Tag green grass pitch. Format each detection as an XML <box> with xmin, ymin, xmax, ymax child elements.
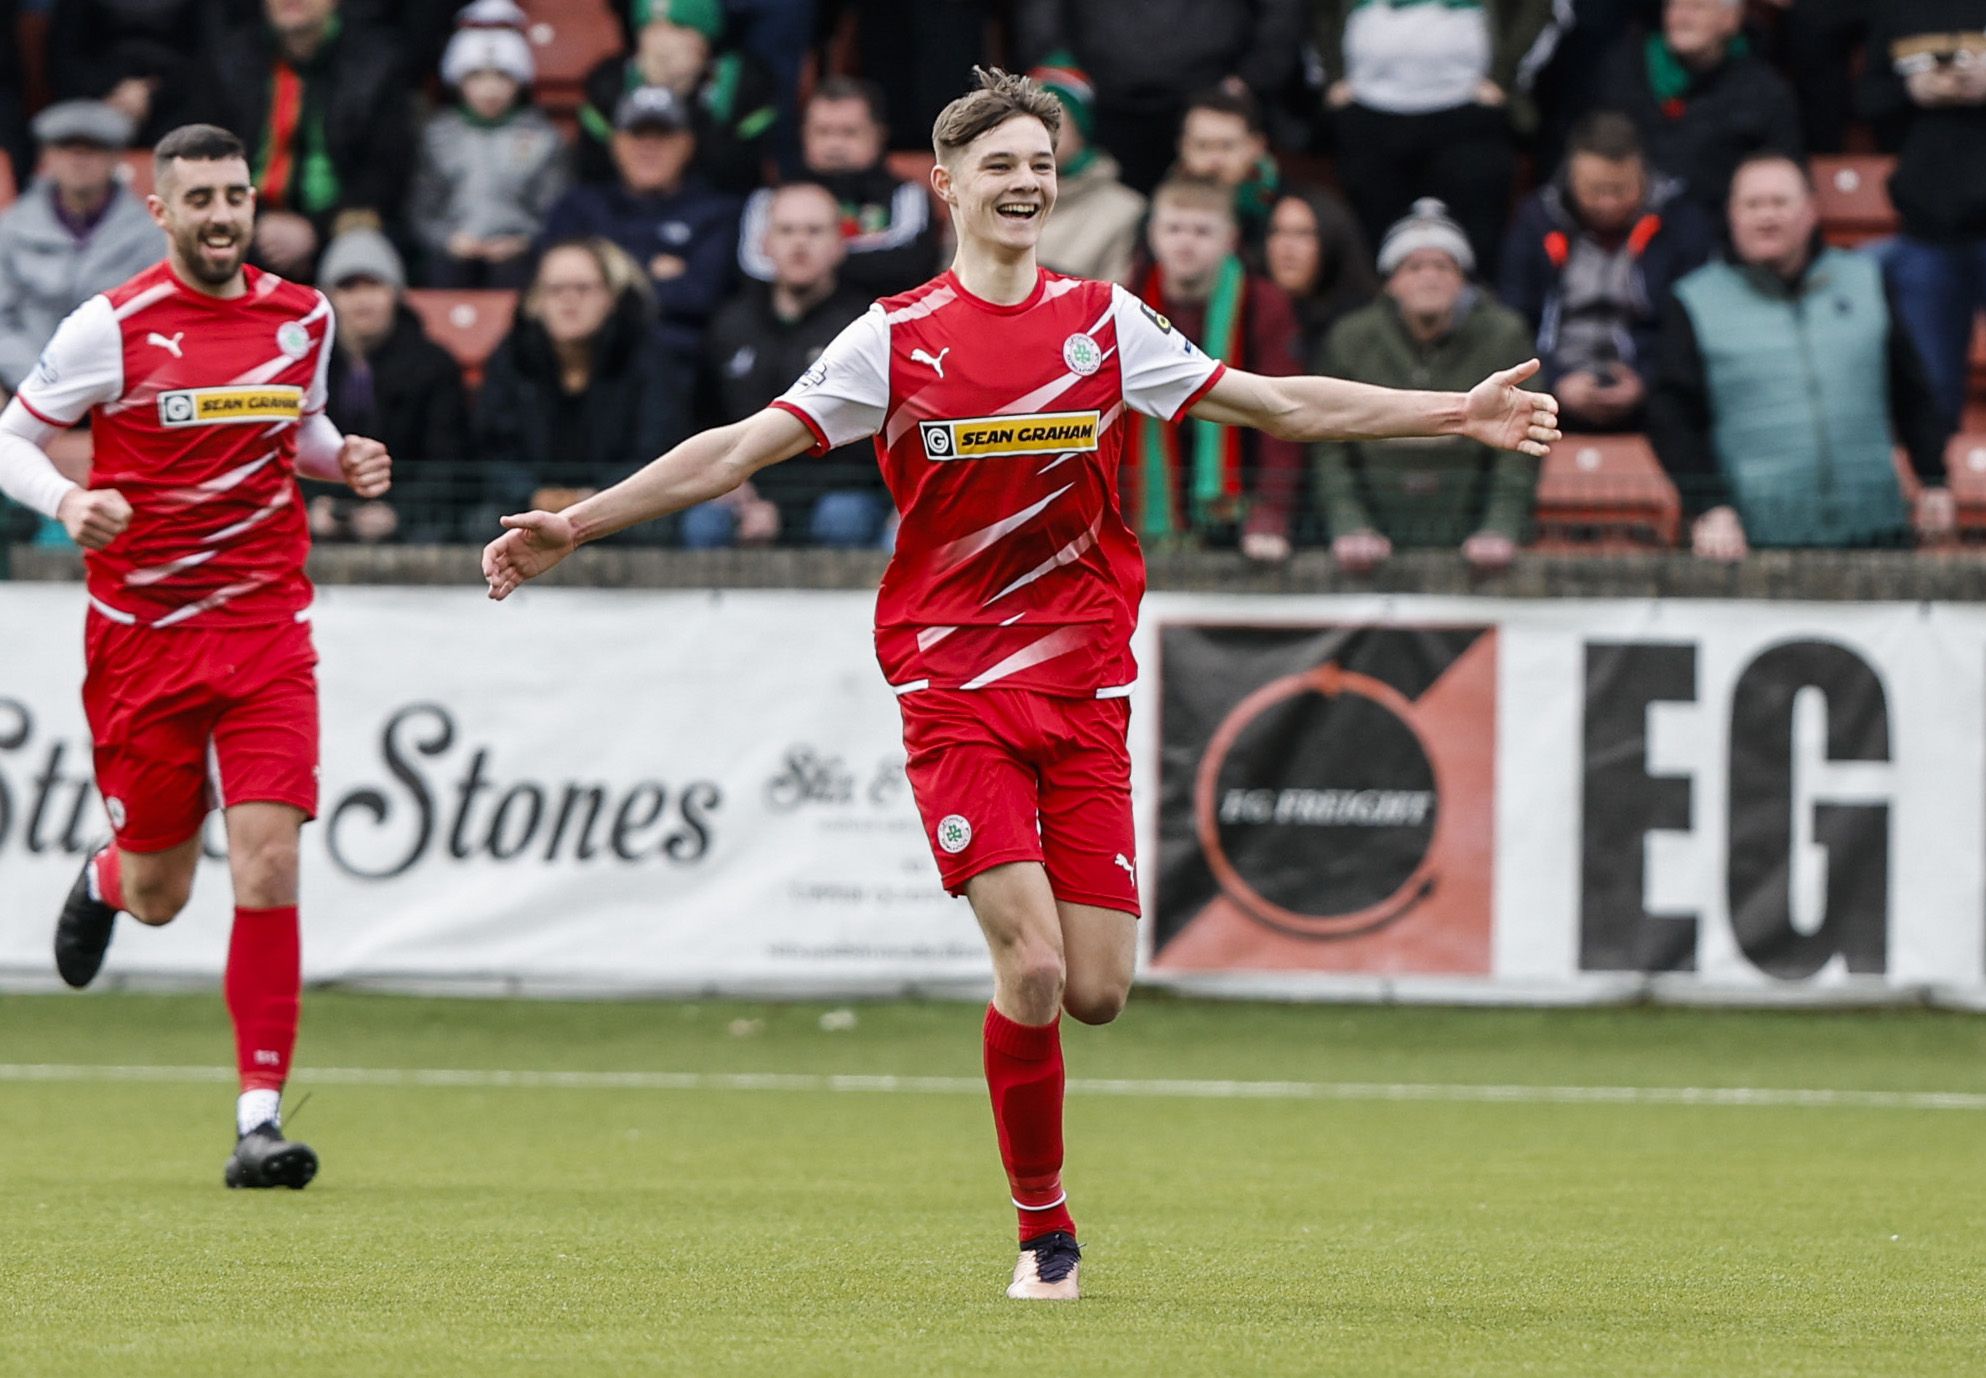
<box><xmin>3</xmin><ymin>992</ymin><xmax>1984</xmax><ymax>1377</ymax></box>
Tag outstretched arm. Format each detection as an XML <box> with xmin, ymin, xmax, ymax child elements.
<box><xmin>1189</xmin><ymin>358</ymin><xmax>1561</xmax><ymax>457</ymax></box>
<box><xmin>481</xmin><ymin>406</ymin><xmax>816</xmax><ymax>600</ymax></box>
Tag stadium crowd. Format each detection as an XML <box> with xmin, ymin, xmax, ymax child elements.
<box><xmin>0</xmin><ymin>0</ymin><xmax>1982</xmax><ymax>565</ymax></box>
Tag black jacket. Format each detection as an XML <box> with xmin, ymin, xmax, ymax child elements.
<box><xmin>1598</xmin><ymin>35</ymin><xmax>1802</xmax><ymax>214</ymax></box>
<box><xmin>200</xmin><ymin>17</ymin><xmax>415</xmax><ymax>238</ymax></box>
<box><xmin>324</xmin><ymin>303</ymin><xmax>470</xmax><ymax>541</ymax></box>
<box><xmin>1016</xmin><ymin>0</ymin><xmax>1304</xmax><ymax>110</ymax></box>
<box><xmin>1861</xmin><ymin>1</ymin><xmax>1986</xmax><ymax>241</ymax></box>
<box><xmin>702</xmin><ymin>281</ymin><xmax>885</xmax><ymax>537</ymax></box>
<box><xmin>474</xmin><ymin>293</ymin><xmax>691</xmax><ymax>522</ymax></box>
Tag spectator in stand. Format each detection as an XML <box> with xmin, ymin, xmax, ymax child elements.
<box><xmin>315</xmin><ymin>229</ymin><xmax>470</xmax><ymax>543</ymax></box>
<box><xmin>212</xmin><ymin>0</ymin><xmax>460</xmax><ymax>78</ymax></box>
<box><xmin>1314</xmin><ymin>198</ymin><xmax>1541</xmax><ymax>574</ymax></box>
<box><xmin>579</xmin><ymin>0</ymin><xmax>779</xmax><ymax>195</ymax></box>
<box><xmin>1263</xmin><ymin>185</ymin><xmax>1379</xmax><ymax>363</ymax></box>
<box><xmin>1651</xmin><ymin>154</ymin><xmax>1952</xmax><ymax>558</ymax></box>
<box><xmin>737</xmin><ymin>78</ymin><xmax>938</xmax><ymax>298</ymax></box>
<box><xmin>47</xmin><ymin>0</ymin><xmax>216</xmax><ymax>146</ymax></box>
<box><xmin>1172</xmin><ymin>86</ymin><xmax>1296</xmax><ymax>257</ymax></box>
<box><xmin>1531</xmin><ymin>0</ymin><xmax>1658</xmax><ymax>171</ymax></box>
<box><xmin>1499</xmin><ymin>111</ymin><xmax>1713</xmax><ymax>432</ymax></box>
<box><xmin>686</xmin><ymin>183</ymin><xmax>891</xmax><ymax>549</ymax></box>
<box><xmin>1015</xmin><ymin>0</ymin><xmax>1305</xmax><ymax>194</ymax></box>
<box><xmin>1864</xmin><ymin>5</ymin><xmax>1986</xmax><ymax>436</ymax></box>
<box><xmin>1761</xmin><ymin>0</ymin><xmax>1869</xmax><ymax>155</ymax></box>
<box><xmin>476</xmin><ymin>238</ymin><xmax>690</xmax><ymax>537</ymax></box>
<box><xmin>613</xmin><ymin>0</ymin><xmax>812</xmax><ymax>171</ymax></box>
<box><xmin>1597</xmin><ymin>0</ymin><xmax>1802</xmax><ymax>216</ymax></box>
<box><xmin>1123</xmin><ymin>177</ymin><xmax>1303</xmax><ymax>563</ymax></box>
<box><xmin>1030</xmin><ymin>60</ymin><xmax>1145</xmax><ymax>286</ymax></box>
<box><xmin>544</xmin><ymin>86</ymin><xmax>741</xmax><ymax>366</ymax></box>
<box><xmin>205</xmin><ymin>0</ymin><xmax>415</xmax><ymax>281</ymax></box>
<box><xmin>410</xmin><ymin>16</ymin><xmax>567</xmax><ymax>290</ymax></box>
<box><xmin>1316</xmin><ymin>0</ymin><xmax>1554</xmax><ymax>276</ymax></box>
<box><xmin>0</xmin><ymin>102</ymin><xmax>164</xmax><ymax>402</ymax></box>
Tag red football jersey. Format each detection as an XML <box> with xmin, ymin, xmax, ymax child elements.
<box><xmin>773</xmin><ymin>269</ymin><xmax>1224</xmax><ymax>696</ymax></box>
<box><xmin>16</xmin><ymin>261</ymin><xmax>333</xmax><ymax>629</ymax></box>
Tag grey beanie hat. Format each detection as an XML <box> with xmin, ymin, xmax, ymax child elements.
<box><xmin>1376</xmin><ymin>197</ymin><xmax>1474</xmax><ymax>277</ymax></box>
<box><xmin>318</xmin><ymin>228</ymin><xmax>407</xmax><ymax>291</ymax></box>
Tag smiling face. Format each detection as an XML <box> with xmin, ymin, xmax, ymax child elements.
<box><xmin>150</xmin><ymin>156</ymin><xmax>255</xmax><ymax>288</ymax></box>
<box><xmin>936</xmin><ymin>112</ymin><xmax>1057</xmax><ymax>257</ymax></box>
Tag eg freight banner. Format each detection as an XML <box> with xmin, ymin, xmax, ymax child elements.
<box><xmin>1</xmin><ymin>584</ymin><xmax>1983</xmax><ymax>1003</ymax></box>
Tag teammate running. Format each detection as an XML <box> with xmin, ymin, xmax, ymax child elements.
<box><xmin>483</xmin><ymin>70</ymin><xmax>1559</xmax><ymax>1297</ymax></box>
<box><xmin>0</xmin><ymin>124</ymin><xmax>392</xmax><ymax>1189</ymax></box>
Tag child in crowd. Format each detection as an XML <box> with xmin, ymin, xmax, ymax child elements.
<box><xmin>409</xmin><ymin>5</ymin><xmax>569</xmax><ymax>288</ymax></box>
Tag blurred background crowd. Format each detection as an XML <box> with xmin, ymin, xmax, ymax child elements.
<box><xmin>0</xmin><ymin>0</ymin><xmax>1982</xmax><ymax>567</ymax></box>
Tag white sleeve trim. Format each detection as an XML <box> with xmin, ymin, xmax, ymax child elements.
<box><xmin>14</xmin><ymin>294</ymin><xmax>123</xmax><ymax>427</ymax></box>
<box><xmin>1110</xmin><ymin>283</ymin><xmax>1223</xmax><ymax>421</ymax></box>
<box><xmin>0</xmin><ymin>401</ymin><xmax>80</xmax><ymax>519</ymax></box>
<box><xmin>303</xmin><ymin>294</ymin><xmax>336</xmax><ymax>414</ymax></box>
<box><xmin>773</xmin><ymin>306</ymin><xmax>891</xmax><ymax>449</ymax></box>
<box><xmin>294</xmin><ymin>411</ymin><xmax>346</xmax><ymax>481</ymax></box>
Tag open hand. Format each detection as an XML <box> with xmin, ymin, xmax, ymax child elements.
<box><xmin>338</xmin><ymin>435</ymin><xmax>392</xmax><ymax>498</ymax></box>
<box><xmin>57</xmin><ymin>487</ymin><xmax>132</xmax><ymax>551</ymax></box>
<box><xmin>1464</xmin><ymin>359</ymin><xmax>1561</xmax><ymax>457</ymax></box>
<box><xmin>483</xmin><ymin>509</ymin><xmax>578</xmax><ymax>600</ymax></box>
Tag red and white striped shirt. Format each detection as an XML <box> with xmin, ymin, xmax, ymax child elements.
<box><xmin>773</xmin><ymin>268</ymin><xmax>1224</xmax><ymax>697</ymax></box>
<box><xmin>16</xmin><ymin>261</ymin><xmax>332</xmax><ymax>629</ymax></box>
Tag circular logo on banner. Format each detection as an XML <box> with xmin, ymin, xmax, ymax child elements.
<box><xmin>937</xmin><ymin>814</ymin><xmax>973</xmax><ymax>854</ymax></box>
<box><xmin>924</xmin><ymin>425</ymin><xmax>953</xmax><ymax>457</ymax></box>
<box><xmin>1193</xmin><ymin>664</ymin><xmax>1439</xmax><ymax>941</ymax></box>
<box><xmin>277</xmin><ymin>321</ymin><xmax>311</xmax><ymax>359</ymax></box>
<box><xmin>1062</xmin><ymin>333</ymin><xmax>1102</xmax><ymax>376</ymax></box>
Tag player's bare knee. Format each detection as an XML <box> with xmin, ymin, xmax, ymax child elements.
<box><xmin>1005</xmin><ymin>947</ymin><xmax>1066</xmax><ymax>1019</ymax></box>
<box><xmin>234</xmin><ymin>834</ymin><xmax>301</xmax><ymax>906</ymax></box>
<box><xmin>125</xmin><ymin>878</ymin><xmax>190</xmax><ymax>926</ymax></box>
<box><xmin>1064</xmin><ymin>983</ymin><xmax>1127</xmax><ymax>1026</ymax></box>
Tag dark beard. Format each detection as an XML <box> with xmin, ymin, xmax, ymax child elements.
<box><xmin>177</xmin><ymin>229</ymin><xmax>245</xmax><ymax>285</ymax></box>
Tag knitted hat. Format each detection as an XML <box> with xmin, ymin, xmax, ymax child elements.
<box><xmin>319</xmin><ymin>228</ymin><xmax>406</xmax><ymax>292</ymax></box>
<box><xmin>1030</xmin><ymin>56</ymin><xmax>1095</xmax><ymax>141</ymax></box>
<box><xmin>1376</xmin><ymin>197</ymin><xmax>1474</xmax><ymax>277</ymax></box>
<box><xmin>441</xmin><ymin>25</ymin><xmax>534</xmax><ymax>88</ymax></box>
<box><xmin>632</xmin><ymin>0</ymin><xmax>724</xmax><ymax>41</ymax></box>
<box><xmin>454</xmin><ymin>0</ymin><xmax>528</xmax><ymax>28</ymax></box>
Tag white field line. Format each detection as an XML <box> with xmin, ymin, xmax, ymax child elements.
<box><xmin>1</xmin><ymin>1063</ymin><xmax>1984</xmax><ymax>1111</ymax></box>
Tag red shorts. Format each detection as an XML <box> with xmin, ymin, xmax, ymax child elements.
<box><xmin>83</xmin><ymin>612</ymin><xmax>321</xmax><ymax>853</ymax></box>
<box><xmin>898</xmin><ymin>687</ymin><xmax>1139</xmax><ymax>914</ymax></box>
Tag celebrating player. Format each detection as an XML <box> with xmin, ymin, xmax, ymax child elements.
<box><xmin>0</xmin><ymin>125</ymin><xmax>392</xmax><ymax>1189</ymax></box>
<box><xmin>483</xmin><ymin>70</ymin><xmax>1558</xmax><ymax>1298</ymax></box>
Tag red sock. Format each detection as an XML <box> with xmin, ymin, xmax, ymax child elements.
<box><xmin>226</xmin><ymin>905</ymin><xmax>300</xmax><ymax>1094</ymax></box>
<box><xmin>91</xmin><ymin>847</ymin><xmax>125</xmax><ymax>912</ymax></box>
<box><xmin>983</xmin><ymin>1004</ymin><xmax>1077</xmax><ymax>1242</ymax></box>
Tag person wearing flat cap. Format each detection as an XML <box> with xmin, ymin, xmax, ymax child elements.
<box><xmin>0</xmin><ymin>100</ymin><xmax>164</xmax><ymax>401</ymax></box>
<box><xmin>542</xmin><ymin>85</ymin><xmax>742</xmax><ymax>365</ymax></box>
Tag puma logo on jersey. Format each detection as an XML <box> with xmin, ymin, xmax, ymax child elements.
<box><xmin>1114</xmin><ymin>853</ymin><xmax>1136</xmax><ymax>883</ymax></box>
<box><xmin>910</xmin><ymin>346</ymin><xmax>950</xmax><ymax>379</ymax></box>
<box><xmin>146</xmin><ymin>331</ymin><xmax>185</xmax><ymax>358</ymax></box>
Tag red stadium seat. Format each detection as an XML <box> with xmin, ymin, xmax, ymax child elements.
<box><xmin>519</xmin><ymin>0</ymin><xmax>624</xmax><ymax>117</ymax></box>
<box><xmin>1946</xmin><ymin>433</ymin><xmax>1986</xmax><ymax>536</ymax></box>
<box><xmin>1532</xmin><ymin>433</ymin><xmax>1682</xmax><ymax>551</ymax></box>
<box><xmin>404</xmin><ymin>290</ymin><xmax>517</xmax><ymax>389</ymax></box>
<box><xmin>1811</xmin><ymin>155</ymin><xmax>1898</xmax><ymax>247</ymax></box>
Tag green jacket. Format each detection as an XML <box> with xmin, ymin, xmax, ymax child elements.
<box><xmin>1312</xmin><ymin>292</ymin><xmax>1540</xmax><ymax>546</ymax></box>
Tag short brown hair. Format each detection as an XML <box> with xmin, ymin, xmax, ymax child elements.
<box><xmin>1149</xmin><ymin>176</ymin><xmax>1236</xmax><ymax>224</ymax></box>
<box><xmin>1565</xmin><ymin>111</ymin><xmax>1643</xmax><ymax>164</ymax></box>
<box><xmin>931</xmin><ymin>66</ymin><xmax>1062</xmax><ymax>163</ymax></box>
<box><xmin>153</xmin><ymin>123</ymin><xmax>246</xmax><ymax>184</ymax></box>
